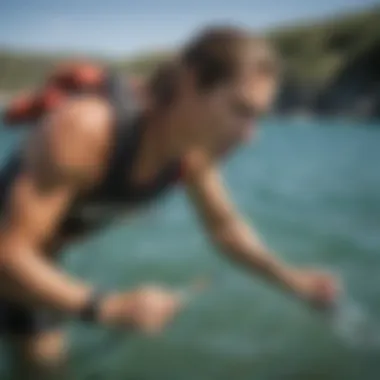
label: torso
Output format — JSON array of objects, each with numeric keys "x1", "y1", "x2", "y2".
[
  {"x1": 0, "y1": 71, "x2": 182, "y2": 245},
  {"x1": 59, "y1": 114, "x2": 181, "y2": 239}
]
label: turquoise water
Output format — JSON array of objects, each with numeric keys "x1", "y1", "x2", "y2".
[{"x1": 1, "y1": 120, "x2": 380, "y2": 379}]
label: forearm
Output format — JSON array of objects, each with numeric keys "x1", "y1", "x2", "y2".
[
  {"x1": 211, "y1": 219, "x2": 296, "y2": 291},
  {"x1": 0, "y1": 245, "x2": 92, "y2": 315}
]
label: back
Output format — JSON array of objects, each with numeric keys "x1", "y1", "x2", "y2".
[{"x1": 0, "y1": 71, "x2": 181, "y2": 239}]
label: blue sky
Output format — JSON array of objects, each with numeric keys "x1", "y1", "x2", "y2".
[{"x1": 0, "y1": 0, "x2": 378, "y2": 57}]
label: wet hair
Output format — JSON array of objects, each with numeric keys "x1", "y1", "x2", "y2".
[
  {"x1": 181, "y1": 26, "x2": 279, "y2": 90},
  {"x1": 148, "y1": 61, "x2": 180, "y2": 107},
  {"x1": 147, "y1": 26, "x2": 279, "y2": 106}
]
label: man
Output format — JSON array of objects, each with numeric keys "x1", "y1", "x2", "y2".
[{"x1": 0, "y1": 27, "x2": 338, "y2": 379}]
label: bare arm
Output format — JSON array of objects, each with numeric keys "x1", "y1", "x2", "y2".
[
  {"x1": 0, "y1": 97, "x2": 183, "y2": 331},
  {"x1": 183, "y1": 150, "x2": 297, "y2": 291},
  {"x1": 183, "y1": 150, "x2": 339, "y2": 306},
  {"x1": 0, "y1": 97, "x2": 111, "y2": 314},
  {"x1": 0, "y1": 96, "x2": 184, "y2": 334}
]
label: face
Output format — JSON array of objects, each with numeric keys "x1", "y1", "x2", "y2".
[{"x1": 180, "y1": 67, "x2": 278, "y2": 153}]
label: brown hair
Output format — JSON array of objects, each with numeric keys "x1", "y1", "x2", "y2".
[
  {"x1": 148, "y1": 61, "x2": 181, "y2": 107},
  {"x1": 147, "y1": 26, "x2": 279, "y2": 106},
  {"x1": 180, "y1": 26, "x2": 279, "y2": 90}
]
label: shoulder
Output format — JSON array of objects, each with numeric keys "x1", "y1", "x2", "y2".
[
  {"x1": 43, "y1": 96, "x2": 113, "y2": 153},
  {"x1": 27, "y1": 96, "x2": 114, "y2": 183}
]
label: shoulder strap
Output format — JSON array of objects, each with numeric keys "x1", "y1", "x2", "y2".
[
  {"x1": 103, "y1": 70, "x2": 140, "y2": 124},
  {"x1": 95, "y1": 70, "x2": 144, "y2": 197},
  {"x1": 92, "y1": 70, "x2": 180, "y2": 202}
]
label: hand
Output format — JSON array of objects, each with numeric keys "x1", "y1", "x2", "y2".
[
  {"x1": 99, "y1": 286, "x2": 182, "y2": 334},
  {"x1": 288, "y1": 268, "x2": 340, "y2": 309}
]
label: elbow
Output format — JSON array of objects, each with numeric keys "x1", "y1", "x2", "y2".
[
  {"x1": 0, "y1": 242, "x2": 36, "y2": 299},
  {"x1": 0, "y1": 248, "x2": 20, "y2": 292}
]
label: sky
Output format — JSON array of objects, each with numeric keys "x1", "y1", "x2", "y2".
[{"x1": 0, "y1": 0, "x2": 378, "y2": 58}]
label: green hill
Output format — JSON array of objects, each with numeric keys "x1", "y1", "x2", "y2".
[
  {"x1": 269, "y1": 7, "x2": 380, "y2": 89},
  {"x1": 0, "y1": 51, "x2": 57, "y2": 92},
  {"x1": 1, "y1": 6, "x2": 379, "y2": 118}
]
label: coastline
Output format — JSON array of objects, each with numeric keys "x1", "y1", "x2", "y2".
[{"x1": 0, "y1": 90, "x2": 379, "y2": 125}]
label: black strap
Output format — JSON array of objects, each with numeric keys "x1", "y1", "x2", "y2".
[
  {"x1": 79, "y1": 291, "x2": 105, "y2": 323},
  {"x1": 84, "y1": 70, "x2": 180, "y2": 204},
  {"x1": 103, "y1": 70, "x2": 140, "y2": 124},
  {"x1": 96, "y1": 71, "x2": 144, "y2": 198}
]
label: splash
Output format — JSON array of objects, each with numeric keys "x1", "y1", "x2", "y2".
[{"x1": 322, "y1": 295, "x2": 380, "y2": 350}]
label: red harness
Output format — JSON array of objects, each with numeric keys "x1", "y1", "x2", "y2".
[{"x1": 3, "y1": 62, "x2": 106, "y2": 126}]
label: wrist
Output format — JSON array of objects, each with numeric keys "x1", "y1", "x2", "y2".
[
  {"x1": 97, "y1": 292, "x2": 136, "y2": 327},
  {"x1": 264, "y1": 260, "x2": 299, "y2": 293},
  {"x1": 277, "y1": 266, "x2": 303, "y2": 295},
  {"x1": 78, "y1": 290, "x2": 106, "y2": 324}
]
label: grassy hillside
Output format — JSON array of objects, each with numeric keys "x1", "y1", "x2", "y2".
[
  {"x1": 0, "y1": 50, "x2": 107, "y2": 93},
  {"x1": 0, "y1": 51, "x2": 58, "y2": 92},
  {"x1": 268, "y1": 6, "x2": 380, "y2": 88}
]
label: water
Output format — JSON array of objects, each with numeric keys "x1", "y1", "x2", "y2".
[{"x1": 1, "y1": 119, "x2": 380, "y2": 379}]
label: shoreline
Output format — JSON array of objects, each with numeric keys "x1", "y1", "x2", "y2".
[{"x1": 0, "y1": 91, "x2": 379, "y2": 125}]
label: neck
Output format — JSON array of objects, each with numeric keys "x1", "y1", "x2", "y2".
[{"x1": 144, "y1": 104, "x2": 188, "y2": 162}]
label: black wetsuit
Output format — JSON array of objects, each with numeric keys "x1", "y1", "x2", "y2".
[{"x1": 0, "y1": 72, "x2": 181, "y2": 336}]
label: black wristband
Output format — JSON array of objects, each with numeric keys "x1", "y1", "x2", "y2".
[{"x1": 79, "y1": 292, "x2": 104, "y2": 323}]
